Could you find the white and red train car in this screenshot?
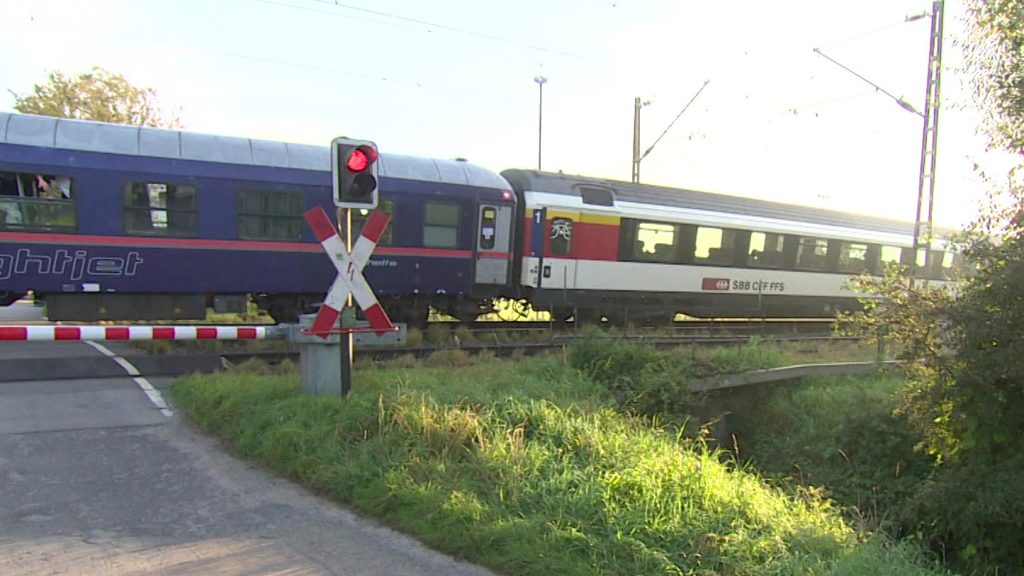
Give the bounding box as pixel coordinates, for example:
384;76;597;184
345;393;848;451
502;169;960;323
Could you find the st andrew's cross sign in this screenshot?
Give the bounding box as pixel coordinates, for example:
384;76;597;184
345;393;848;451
303;206;396;338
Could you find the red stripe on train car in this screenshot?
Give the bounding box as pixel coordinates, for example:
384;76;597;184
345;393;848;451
0;232;475;259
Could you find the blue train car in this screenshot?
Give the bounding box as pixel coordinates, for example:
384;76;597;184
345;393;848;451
0;112;516;324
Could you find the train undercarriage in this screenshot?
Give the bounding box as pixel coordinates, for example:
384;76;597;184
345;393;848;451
19;288;861;328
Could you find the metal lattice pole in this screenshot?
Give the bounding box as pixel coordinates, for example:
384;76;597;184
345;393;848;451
912;0;944;283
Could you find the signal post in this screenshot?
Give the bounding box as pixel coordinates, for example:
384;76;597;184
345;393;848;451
300;137;396;396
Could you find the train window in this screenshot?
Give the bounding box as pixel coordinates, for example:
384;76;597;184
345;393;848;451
796;237;829;271
880;245;902;269
694;226;740;265
578;186;614;206
695;227;742;266
125;181;197;236
0;170;75;231
635;221;676;262
837;241;869;273
926;250;949;280
748;232;785;268
549;217;573;255
350;199;394;245
479;206;497;250
913;248;928;270
424;201;459;248
940;251;971;279
236;189;302;241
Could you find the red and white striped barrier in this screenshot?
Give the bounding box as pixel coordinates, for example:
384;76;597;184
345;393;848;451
0;325;272;342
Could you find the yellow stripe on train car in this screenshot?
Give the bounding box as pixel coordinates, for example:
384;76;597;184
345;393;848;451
541;209;620;227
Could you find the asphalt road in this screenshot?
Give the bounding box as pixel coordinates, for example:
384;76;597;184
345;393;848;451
1;297;46;324
0;309;495;576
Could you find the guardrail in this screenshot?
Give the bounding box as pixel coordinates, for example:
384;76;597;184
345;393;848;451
688;360;901;392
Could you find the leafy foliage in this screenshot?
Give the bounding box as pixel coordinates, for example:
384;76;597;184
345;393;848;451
568;337;786;419
568;337;692;416
964;0;1024;153
841;178;1024;571
10;66;181;128
732;374;937;537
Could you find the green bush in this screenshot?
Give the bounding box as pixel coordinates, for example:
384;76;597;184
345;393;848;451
425;348;472;368
426;323;451;345
690;338;787;377
404;328;424;348
732;375;935;536
569;338;788;419
568;338;695;416
904;451;1024;570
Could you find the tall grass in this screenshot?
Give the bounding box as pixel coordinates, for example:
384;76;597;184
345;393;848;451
729;374;936;536
174;352;949;575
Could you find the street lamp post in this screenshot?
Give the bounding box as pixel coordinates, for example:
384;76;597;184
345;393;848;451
534;76;547;171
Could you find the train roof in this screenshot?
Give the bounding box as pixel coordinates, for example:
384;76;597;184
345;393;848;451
0;111;509;190
502;169;958;240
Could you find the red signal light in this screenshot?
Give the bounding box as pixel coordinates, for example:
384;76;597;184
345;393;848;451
332;137;379;208
346;145;377;172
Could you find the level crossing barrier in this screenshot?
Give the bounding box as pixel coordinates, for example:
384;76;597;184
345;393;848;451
0;325;280;342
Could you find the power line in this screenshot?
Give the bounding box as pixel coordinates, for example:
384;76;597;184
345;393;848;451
813;48;923;116
813;13;919;51
14;9;428;88
295;0;590;61
117;31;425;87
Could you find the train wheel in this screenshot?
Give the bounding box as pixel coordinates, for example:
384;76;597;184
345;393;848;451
573;308;602;327
1;291;26;306
266;301;303;324
259;294;319;324
602;310;626;327
640;312;674;327
550;306;574;324
392;306;428;330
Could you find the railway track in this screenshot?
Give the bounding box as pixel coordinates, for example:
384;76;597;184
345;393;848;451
218;319;848;366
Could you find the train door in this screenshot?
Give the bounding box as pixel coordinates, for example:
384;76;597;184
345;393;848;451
540;210;578;291
474;204;513;285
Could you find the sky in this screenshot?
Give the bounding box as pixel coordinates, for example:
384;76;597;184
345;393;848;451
0;0;1019;229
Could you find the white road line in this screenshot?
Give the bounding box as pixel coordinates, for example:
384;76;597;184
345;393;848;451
85;341;117;358
84;341;173;417
112;356;141;376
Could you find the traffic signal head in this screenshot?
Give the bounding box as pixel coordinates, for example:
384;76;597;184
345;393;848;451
331;137;379;208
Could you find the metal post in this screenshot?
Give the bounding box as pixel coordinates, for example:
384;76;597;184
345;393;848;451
632;97;641;183
912;0;944;285
292;314;342;396
341;208;354;397
534;76;547;171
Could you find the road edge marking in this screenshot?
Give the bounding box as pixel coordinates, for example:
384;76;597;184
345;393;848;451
84;341;173;417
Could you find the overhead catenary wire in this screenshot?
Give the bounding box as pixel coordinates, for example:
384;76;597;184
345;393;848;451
813;48;924;116
639;79;711;162
301;0;589;61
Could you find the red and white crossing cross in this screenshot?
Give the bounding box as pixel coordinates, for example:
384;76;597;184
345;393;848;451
304;206;395;338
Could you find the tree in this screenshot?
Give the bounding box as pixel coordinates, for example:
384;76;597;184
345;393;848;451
10;67;181;129
964;0;1024;154
840;2;1024;570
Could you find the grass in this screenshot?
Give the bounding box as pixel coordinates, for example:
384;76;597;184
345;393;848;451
728;374;936;536
173;345;949;575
